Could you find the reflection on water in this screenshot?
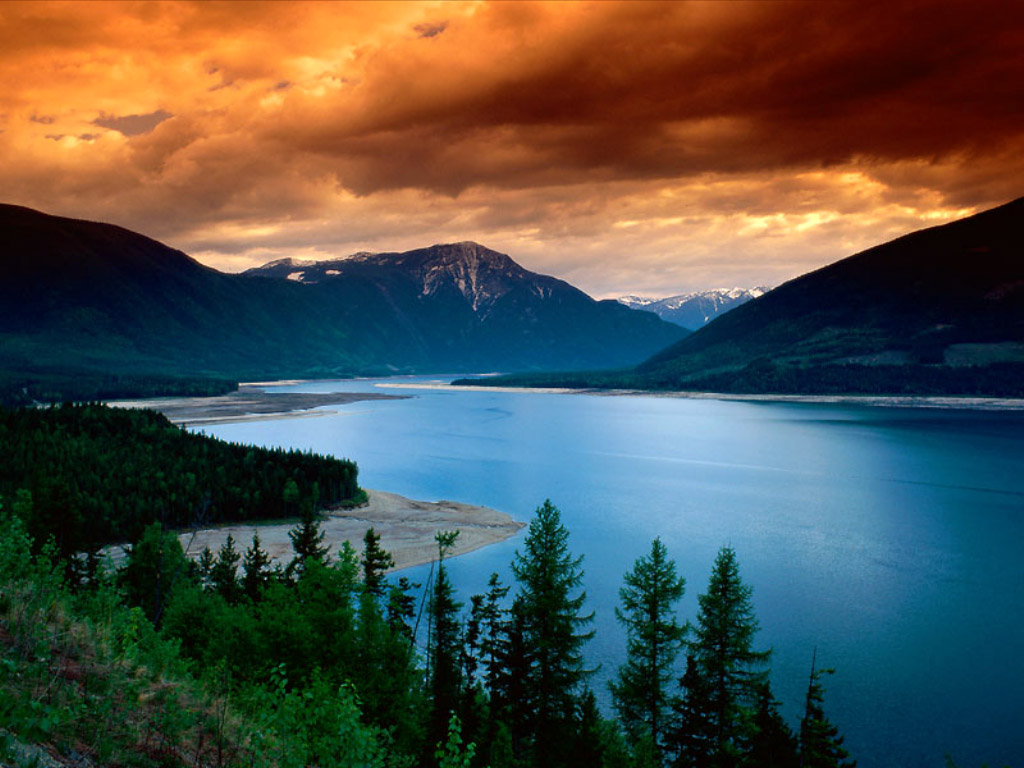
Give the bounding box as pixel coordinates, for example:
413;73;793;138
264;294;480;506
203;378;1024;768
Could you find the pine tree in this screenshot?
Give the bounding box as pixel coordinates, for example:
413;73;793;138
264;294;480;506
511;499;594;768
242;531;273;602
680;545;770;768
386;575;419;640
428;530;464;761
799;651;855;768
287;500;328;577
210;533;242;602
674;654;716;768
611;537;687;760
742;682;798;768
361;526;394;599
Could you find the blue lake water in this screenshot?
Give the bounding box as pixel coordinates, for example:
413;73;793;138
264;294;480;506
201;377;1024;768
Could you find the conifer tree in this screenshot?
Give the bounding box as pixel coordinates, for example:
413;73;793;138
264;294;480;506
242;531;273;602
742;682;798;768
680;545;770;768
428;530;464;760
611;537;687;760
511;499;594;768
361;526;394;599
210;533;242;602
674;654;716;768
799;652;855;768
287;500;328;577
386;575;419;640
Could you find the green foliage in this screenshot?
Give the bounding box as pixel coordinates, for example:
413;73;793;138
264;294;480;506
435;714;477;768
511;500;595;768
120;521;190;625
799;657;855;768
248;665;388;768
611;537;687;760
428;531;465;755
287;501;330;576
0;403;362;553
0;369;236;409
363;526;395;599
675;545;770;768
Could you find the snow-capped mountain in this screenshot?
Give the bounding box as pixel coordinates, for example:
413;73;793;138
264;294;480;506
617;287;770;330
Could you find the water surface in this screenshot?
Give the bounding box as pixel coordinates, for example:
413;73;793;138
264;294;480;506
201;378;1024;768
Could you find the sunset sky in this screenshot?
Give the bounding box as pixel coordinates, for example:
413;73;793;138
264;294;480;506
2;0;1023;297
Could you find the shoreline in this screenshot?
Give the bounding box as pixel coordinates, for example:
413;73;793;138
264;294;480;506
395;381;1024;411
102;489;525;573
106;384;409;425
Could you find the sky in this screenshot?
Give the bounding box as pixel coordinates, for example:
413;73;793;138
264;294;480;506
2;1;1023;298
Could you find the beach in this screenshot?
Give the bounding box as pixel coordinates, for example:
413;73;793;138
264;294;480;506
104;489;525;573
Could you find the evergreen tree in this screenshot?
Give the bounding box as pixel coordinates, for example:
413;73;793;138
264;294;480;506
674;653;716;768
680;545;770;768
742;682;798;768
196;545;215;587
428;530;464;762
799;652;855;768
120;521;189;626
287;500;328;577
361;526;394;599
386;575;419;640
241;531;273;602
611;537;687;760
210;533;242;602
511;499;594;768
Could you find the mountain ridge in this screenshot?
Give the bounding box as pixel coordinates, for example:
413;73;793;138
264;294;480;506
617;287;770;329
455;196;1024;397
0;205;686;385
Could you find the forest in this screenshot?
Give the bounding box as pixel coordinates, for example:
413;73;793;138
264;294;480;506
0;404;855;768
0;404;362;566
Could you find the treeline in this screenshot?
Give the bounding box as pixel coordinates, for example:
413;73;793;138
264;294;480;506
454;361;1024;398
0;403;361;560
2;490;856;768
0;370;237;408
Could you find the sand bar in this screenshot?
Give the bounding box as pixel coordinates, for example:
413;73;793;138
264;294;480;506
107;384;407;425
405;381;1024;411
104;489;525;573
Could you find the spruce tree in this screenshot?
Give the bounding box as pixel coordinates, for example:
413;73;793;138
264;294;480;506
241;531;273;602
742;682;798;768
680;545;770;768
674;654;716;768
799;652;855;768
428;530;464;761
361;526;394;599
611;537;687;760
210;533;242;602
386;575;419;640
511;499;594;768
288;500;328;577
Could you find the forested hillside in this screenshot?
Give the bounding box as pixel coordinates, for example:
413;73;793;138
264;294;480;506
0;404;361;563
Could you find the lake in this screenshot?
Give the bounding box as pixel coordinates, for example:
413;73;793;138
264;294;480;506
200;377;1024;768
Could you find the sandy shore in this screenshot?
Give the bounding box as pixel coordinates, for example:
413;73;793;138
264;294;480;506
107;385;408;425
104;489;525;573
412;381;1024;411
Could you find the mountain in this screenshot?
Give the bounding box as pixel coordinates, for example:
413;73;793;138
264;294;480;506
617;287;769;329
458;197;1024;396
633;196;1024;393
244;241;686;371
0;205;685;385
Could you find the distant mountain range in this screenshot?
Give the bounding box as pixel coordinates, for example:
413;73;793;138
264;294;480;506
457;197;1024;396
0;205;685;387
617;287;769;330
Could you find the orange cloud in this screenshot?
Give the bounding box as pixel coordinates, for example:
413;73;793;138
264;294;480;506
1;0;1022;297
